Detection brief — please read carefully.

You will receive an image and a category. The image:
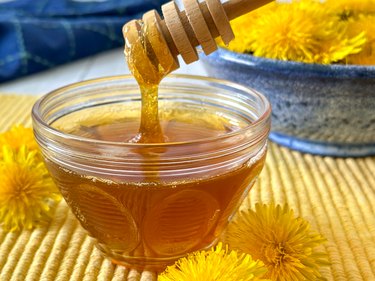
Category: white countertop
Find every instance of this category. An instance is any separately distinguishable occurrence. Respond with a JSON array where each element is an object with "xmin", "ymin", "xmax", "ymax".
[{"xmin": 0, "ymin": 48, "xmax": 208, "ymax": 96}]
